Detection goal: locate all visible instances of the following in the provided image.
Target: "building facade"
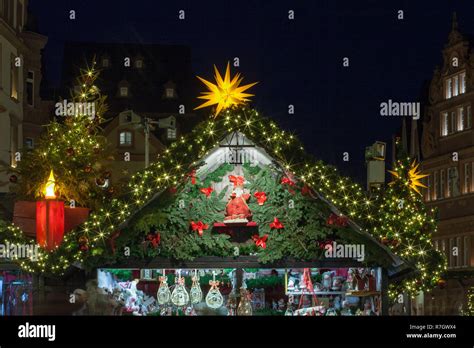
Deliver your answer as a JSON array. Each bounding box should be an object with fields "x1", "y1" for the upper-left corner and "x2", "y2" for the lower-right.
[
  {"x1": 421, "y1": 14, "x2": 474, "y2": 315},
  {"x1": 0, "y1": 0, "x2": 48, "y2": 195},
  {"x1": 60, "y1": 42, "x2": 200, "y2": 182}
]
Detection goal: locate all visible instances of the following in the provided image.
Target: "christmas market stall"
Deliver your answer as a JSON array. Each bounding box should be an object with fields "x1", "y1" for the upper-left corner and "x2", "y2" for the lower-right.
[{"x1": 0, "y1": 63, "x2": 445, "y2": 316}]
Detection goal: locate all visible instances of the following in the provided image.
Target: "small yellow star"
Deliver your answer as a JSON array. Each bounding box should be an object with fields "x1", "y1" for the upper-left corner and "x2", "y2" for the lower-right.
[{"x1": 388, "y1": 160, "x2": 428, "y2": 195}]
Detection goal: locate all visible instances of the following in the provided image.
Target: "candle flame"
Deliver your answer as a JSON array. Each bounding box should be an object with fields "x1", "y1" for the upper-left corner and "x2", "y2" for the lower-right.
[{"x1": 44, "y1": 170, "x2": 56, "y2": 199}]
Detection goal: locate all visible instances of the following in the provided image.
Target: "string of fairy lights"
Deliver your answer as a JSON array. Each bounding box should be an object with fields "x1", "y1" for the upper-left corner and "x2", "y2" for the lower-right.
[{"x1": 0, "y1": 63, "x2": 446, "y2": 299}]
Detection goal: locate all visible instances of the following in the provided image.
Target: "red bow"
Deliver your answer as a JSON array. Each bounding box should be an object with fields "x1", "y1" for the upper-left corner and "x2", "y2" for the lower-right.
[
  {"x1": 191, "y1": 221, "x2": 209, "y2": 236},
  {"x1": 200, "y1": 186, "x2": 214, "y2": 197},
  {"x1": 269, "y1": 217, "x2": 284, "y2": 229},
  {"x1": 252, "y1": 234, "x2": 268, "y2": 249},
  {"x1": 229, "y1": 175, "x2": 244, "y2": 187},
  {"x1": 281, "y1": 177, "x2": 295, "y2": 186},
  {"x1": 254, "y1": 191, "x2": 267, "y2": 205},
  {"x1": 326, "y1": 213, "x2": 349, "y2": 227},
  {"x1": 146, "y1": 232, "x2": 161, "y2": 248},
  {"x1": 189, "y1": 170, "x2": 197, "y2": 185}
]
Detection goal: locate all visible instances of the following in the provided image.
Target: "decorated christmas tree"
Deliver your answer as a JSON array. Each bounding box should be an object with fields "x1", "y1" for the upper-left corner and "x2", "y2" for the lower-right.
[
  {"x1": 462, "y1": 286, "x2": 474, "y2": 316},
  {"x1": 4, "y1": 60, "x2": 112, "y2": 209},
  {"x1": 373, "y1": 144, "x2": 447, "y2": 298}
]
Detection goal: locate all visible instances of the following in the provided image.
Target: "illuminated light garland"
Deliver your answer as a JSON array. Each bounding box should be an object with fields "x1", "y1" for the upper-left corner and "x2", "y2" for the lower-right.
[{"x1": 0, "y1": 93, "x2": 445, "y2": 299}]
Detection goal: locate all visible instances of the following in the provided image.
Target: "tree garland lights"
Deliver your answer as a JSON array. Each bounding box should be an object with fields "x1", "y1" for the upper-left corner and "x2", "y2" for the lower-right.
[{"x1": 0, "y1": 104, "x2": 445, "y2": 299}]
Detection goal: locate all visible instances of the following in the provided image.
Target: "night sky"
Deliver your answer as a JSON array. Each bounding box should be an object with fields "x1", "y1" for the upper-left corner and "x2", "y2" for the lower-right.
[{"x1": 28, "y1": 0, "x2": 474, "y2": 183}]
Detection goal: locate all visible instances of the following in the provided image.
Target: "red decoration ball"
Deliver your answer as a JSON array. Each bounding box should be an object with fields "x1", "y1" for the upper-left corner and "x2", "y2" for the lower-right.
[
  {"x1": 66, "y1": 147, "x2": 75, "y2": 156},
  {"x1": 79, "y1": 244, "x2": 89, "y2": 252},
  {"x1": 84, "y1": 165, "x2": 92, "y2": 173},
  {"x1": 9, "y1": 175, "x2": 18, "y2": 183}
]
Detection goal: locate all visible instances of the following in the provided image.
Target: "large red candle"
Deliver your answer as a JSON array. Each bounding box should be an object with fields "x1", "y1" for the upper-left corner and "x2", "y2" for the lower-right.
[{"x1": 36, "y1": 200, "x2": 65, "y2": 251}]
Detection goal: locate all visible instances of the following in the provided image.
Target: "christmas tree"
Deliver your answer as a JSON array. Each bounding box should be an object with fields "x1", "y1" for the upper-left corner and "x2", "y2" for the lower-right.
[
  {"x1": 372, "y1": 144, "x2": 446, "y2": 298},
  {"x1": 462, "y1": 286, "x2": 474, "y2": 316},
  {"x1": 4, "y1": 60, "x2": 112, "y2": 209}
]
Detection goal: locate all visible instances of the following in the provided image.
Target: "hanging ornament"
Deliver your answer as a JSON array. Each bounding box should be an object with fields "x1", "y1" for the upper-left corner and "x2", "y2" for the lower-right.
[
  {"x1": 326, "y1": 213, "x2": 348, "y2": 227},
  {"x1": 190, "y1": 221, "x2": 209, "y2": 237},
  {"x1": 269, "y1": 217, "x2": 284, "y2": 229},
  {"x1": 237, "y1": 287, "x2": 253, "y2": 316},
  {"x1": 253, "y1": 191, "x2": 267, "y2": 205},
  {"x1": 200, "y1": 186, "x2": 214, "y2": 197},
  {"x1": 206, "y1": 273, "x2": 224, "y2": 309},
  {"x1": 146, "y1": 232, "x2": 161, "y2": 248},
  {"x1": 226, "y1": 290, "x2": 238, "y2": 316},
  {"x1": 281, "y1": 177, "x2": 295, "y2": 186},
  {"x1": 78, "y1": 235, "x2": 88, "y2": 252},
  {"x1": 9, "y1": 175, "x2": 18, "y2": 183},
  {"x1": 171, "y1": 272, "x2": 189, "y2": 307},
  {"x1": 252, "y1": 234, "x2": 268, "y2": 249},
  {"x1": 84, "y1": 165, "x2": 92, "y2": 173},
  {"x1": 66, "y1": 147, "x2": 75, "y2": 156},
  {"x1": 190, "y1": 271, "x2": 203, "y2": 304},
  {"x1": 157, "y1": 273, "x2": 171, "y2": 305}
]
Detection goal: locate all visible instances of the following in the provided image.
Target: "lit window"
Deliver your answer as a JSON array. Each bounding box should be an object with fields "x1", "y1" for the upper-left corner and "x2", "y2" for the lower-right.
[
  {"x1": 26, "y1": 70, "x2": 34, "y2": 106},
  {"x1": 460, "y1": 72, "x2": 466, "y2": 94},
  {"x1": 453, "y1": 75, "x2": 459, "y2": 97},
  {"x1": 119, "y1": 131, "x2": 132, "y2": 146},
  {"x1": 167, "y1": 128, "x2": 176, "y2": 140},
  {"x1": 458, "y1": 106, "x2": 465, "y2": 131},
  {"x1": 441, "y1": 112, "x2": 448, "y2": 136},
  {"x1": 464, "y1": 163, "x2": 471, "y2": 194},
  {"x1": 135, "y1": 59, "x2": 143, "y2": 68},
  {"x1": 165, "y1": 88, "x2": 175, "y2": 98},
  {"x1": 10, "y1": 54, "x2": 18, "y2": 100},
  {"x1": 120, "y1": 86, "x2": 128, "y2": 97},
  {"x1": 446, "y1": 79, "x2": 452, "y2": 99},
  {"x1": 445, "y1": 71, "x2": 466, "y2": 100},
  {"x1": 24, "y1": 137, "x2": 34, "y2": 149}
]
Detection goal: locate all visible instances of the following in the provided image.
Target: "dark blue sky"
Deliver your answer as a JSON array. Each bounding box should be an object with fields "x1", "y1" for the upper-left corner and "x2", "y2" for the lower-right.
[{"x1": 28, "y1": 0, "x2": 474, "y2": 183}]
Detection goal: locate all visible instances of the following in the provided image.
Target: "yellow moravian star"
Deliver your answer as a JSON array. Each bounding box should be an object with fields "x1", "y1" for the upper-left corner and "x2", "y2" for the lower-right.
[
  {"x1": 194, "y1": 62, "x2": 258, "y2": 117},
  {"x1": 388, "y1": 160, "x2": 429, "y2": 195}
]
